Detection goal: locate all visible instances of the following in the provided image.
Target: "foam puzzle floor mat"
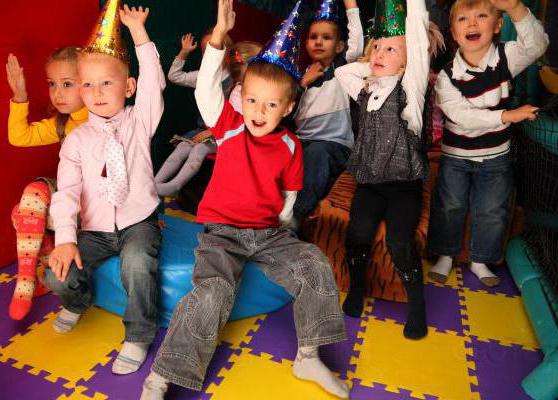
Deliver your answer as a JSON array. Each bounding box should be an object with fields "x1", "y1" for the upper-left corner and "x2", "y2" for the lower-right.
[{"x1": 0, "y1": 201, "x2": 544, "y2": 399}]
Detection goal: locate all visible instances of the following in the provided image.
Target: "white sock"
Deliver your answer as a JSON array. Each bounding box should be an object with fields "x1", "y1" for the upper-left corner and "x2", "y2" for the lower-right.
[
  {"x1": 470, "y1": 262, "x2": 500, "y2": 287},
  {"x1": 53, "y1": 308, "x2": 81, "y2": 333},
  {"x1": 112, "y1": 341, "x2": 150, "y2": 375},
  {"x1": 292, "y1": 346, "x2": 349, "y2": 398},
  {"x1": 140, "y1": 372, "x2": 169, "y2": 400},
  {"x1": 429, "y1": 256, "x2": 453, "y2": 281}
]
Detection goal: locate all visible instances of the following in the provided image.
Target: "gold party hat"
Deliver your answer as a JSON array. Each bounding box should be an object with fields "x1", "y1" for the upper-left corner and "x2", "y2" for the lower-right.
[{"x1": 83, "y1": 0, "x2": 128, "y2": 61}]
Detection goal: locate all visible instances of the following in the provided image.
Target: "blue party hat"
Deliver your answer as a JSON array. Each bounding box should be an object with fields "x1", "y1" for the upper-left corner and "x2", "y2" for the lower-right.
[
  {"x1": 314, "y1": 0, "x2": 340, "y2": 23},
  {"x1": 250, "y1": 1, "x2": 302, "y2": 82}
]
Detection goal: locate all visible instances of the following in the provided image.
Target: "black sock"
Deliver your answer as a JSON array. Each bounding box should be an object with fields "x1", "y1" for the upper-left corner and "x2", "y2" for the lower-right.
[
  {"x1": 342, "y1": 248, "x2": 369, "y2": 318},
  {"x1": 343, "y1": 287, "x2": 365, "y2": 318},
  {"x1": 402, "y1": 279, "x2": 427, "y2": 339}
]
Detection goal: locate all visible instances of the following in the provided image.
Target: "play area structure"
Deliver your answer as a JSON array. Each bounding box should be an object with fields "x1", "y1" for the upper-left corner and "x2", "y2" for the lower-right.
[{"x1": 1, "y1": 0, "x2": 558, "y2": 399}]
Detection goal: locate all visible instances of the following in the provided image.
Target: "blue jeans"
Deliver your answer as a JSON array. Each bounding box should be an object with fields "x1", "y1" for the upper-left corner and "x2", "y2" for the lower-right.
[
  {"x1": 428, "y1": 154, "x2": 513, "y2": 263},
  {"x1": 45, "y1": 212, "x2": 161, "y2": 343},
  {"x1": 293, "y1": 140, "x2": 351, "y2": 217}
]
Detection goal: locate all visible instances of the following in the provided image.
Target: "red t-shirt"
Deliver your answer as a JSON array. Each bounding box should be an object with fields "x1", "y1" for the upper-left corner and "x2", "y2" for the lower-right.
[{"x1": 196, "y1": 101, "x2": 303, "y2": 228}]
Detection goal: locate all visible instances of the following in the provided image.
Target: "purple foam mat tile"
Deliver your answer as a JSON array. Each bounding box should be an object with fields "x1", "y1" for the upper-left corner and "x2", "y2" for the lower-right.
[
  {"x1": 0, "y1": 279, "x2": 61, "y2": 346},
  {"x1": 371, "y1": 284, "x2": 463, "y2": 334},
  {"x1": 164, "y1": 198, "x2": 183, "y2": 211},
  {"x1": 0, "y1": 263, "x2": 17, "y2": 276},
  {"x1": 244, "y1": 303, "x2": 297, "y2": 361},
  {"x1": 80, "y1": 329, "x2": 235, "y2": 400},
  {"x1": 460, "y1": 264, "x2": 520, "y2": 297},
  {"x1": 350, "y1": 380, "x2": 438, "y2": 400},
  {"x1": 0, "y1": 357, "x2": 72, "y2": 400},
  {"x1": 320, "y1": 314, "x2": 365, "y2": 379},
  {"x1": 471, "y1": 337, "x2": 543, "y2": 400}
]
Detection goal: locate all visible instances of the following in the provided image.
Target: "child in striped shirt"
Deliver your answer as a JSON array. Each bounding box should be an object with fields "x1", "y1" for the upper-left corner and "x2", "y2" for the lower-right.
[{"x1": 427, "y1": 0, "x2": 548, "y2": 286}]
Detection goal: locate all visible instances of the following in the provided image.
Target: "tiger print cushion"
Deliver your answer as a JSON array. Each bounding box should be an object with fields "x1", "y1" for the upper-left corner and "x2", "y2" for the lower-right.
[{"x1": 302, "y1": 152, "x2": 440, "y2": 303}]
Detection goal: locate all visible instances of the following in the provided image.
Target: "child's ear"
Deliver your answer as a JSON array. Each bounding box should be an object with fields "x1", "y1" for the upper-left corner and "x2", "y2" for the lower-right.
[
  {"x1": 336, "y1": 40, "x2": 345, "y2": 55},
  {"x1": 283, "y1": 100, "x2": 296, "y2": 117},
  {"x1": 125, "y1": 77, "x2": 137, "y2": 98}
]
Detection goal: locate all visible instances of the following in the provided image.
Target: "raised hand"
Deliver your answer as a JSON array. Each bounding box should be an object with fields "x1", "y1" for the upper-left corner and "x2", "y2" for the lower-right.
[
  {"x1": 343, "y1": 0, "x2": 358, "y2": 9},
  {"x1": 6, "y1": 54, "x2": 28, "y2": 103},
  {"x1": 216, "y1": 0, "x2": 236, "y2": 37},
  {"x1": 119, "y1": 4, "x2": 150, "y2": 45},
  {"x1": 489, "y1": 0, "x2": 527, "y2": 21},
  {"x1": 181, "y1": 33, "x2": 198, "y2": 53},
  {"x1": 119, "y1": 4, "x2": 149, "y2": 27}
]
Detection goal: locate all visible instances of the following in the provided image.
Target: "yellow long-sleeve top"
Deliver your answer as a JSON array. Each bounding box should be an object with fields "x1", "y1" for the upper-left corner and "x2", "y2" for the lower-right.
[{"x1": 8, "y1": 100, "x2": 88, "y2": 147}]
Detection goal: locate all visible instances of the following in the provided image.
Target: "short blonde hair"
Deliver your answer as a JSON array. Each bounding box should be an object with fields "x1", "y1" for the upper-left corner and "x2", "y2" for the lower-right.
[
  {"x1": 228, "y1": 41, "x2": 262, "y2": 82},
  {"x1": 449, "y1": 0, "x2": 502, "y2": 24},
  {"x1": 243, "y1": 62, "x2": 298, "y2": 101}
]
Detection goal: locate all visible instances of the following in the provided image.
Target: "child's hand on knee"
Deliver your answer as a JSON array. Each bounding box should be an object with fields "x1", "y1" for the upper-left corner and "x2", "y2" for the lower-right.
[{"x1": 48, "y1": 243, "x2": 83, "y2": 282}]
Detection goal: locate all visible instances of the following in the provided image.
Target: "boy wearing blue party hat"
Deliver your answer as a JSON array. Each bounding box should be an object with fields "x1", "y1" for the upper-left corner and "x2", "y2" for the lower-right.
[
  {"x1": 291, "y1": 0, "x2": 363, "y2": 227},
  {"x1": 141, "y1": 1, "x2": 348, "y2": 398}
]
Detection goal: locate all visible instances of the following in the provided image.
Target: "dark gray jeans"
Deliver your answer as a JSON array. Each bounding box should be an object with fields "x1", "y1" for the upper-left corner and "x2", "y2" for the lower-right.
[
  {"x1": 151, "y1": 224, "x2": 346, "y2": 390},
  {"x1": 45, "y1": 212, "x2": 161, "y2": 343}
]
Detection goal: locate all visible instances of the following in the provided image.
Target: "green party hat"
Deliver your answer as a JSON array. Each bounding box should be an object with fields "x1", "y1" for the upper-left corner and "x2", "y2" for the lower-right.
[{"x1": 368, "y1": 0, "x2": 406, "y2": 39}]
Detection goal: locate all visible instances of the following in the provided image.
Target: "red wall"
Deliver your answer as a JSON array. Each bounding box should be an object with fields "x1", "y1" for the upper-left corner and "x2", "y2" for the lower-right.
[{"x1": 0, "y1": 1, "x2": 99, "y2": 266}]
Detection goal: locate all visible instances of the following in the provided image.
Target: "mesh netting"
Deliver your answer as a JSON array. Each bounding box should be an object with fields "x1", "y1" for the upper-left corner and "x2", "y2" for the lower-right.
[{"x1": 513, "y1": 113, "x2": 558, "y2": 295}]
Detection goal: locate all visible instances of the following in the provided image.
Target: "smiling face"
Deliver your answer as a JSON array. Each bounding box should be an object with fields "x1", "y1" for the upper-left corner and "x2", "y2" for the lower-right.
[
  {"x1": 368, "y1": 35, "x2": 407, "y2": 77},
  {"x1": 46, "y1": 60, "x2": 84, "y2": 114},
  {"x1": 306, "y1": 21, "x2": 344, "y2": 66},
  {"x1": 77, "y1": 53, "x2": 136, "y2": 118},
  {"x1": 241, "y1": 67, "x2": 296, "y2": 137},
  {"x1": 451, "y1": 3, "x2": 502, "y2": 60}
]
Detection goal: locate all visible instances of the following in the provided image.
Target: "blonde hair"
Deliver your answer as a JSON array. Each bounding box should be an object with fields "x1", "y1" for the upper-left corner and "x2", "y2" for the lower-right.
[
  {"x1": 360, "y1": 22, "x2": 445, "y2": 63},
  {"x1": 449, "y1": 0, "x2": 502, "y2": 24},
  {"x1": 228, "y1": 41, "x2": 262, "y2": 82},
  {"x1": 243, "y1": 62, "x2": 298, "y2": 101},
  {"x1": 46, "y1": 47, "x2": 80, "y2": 141}
]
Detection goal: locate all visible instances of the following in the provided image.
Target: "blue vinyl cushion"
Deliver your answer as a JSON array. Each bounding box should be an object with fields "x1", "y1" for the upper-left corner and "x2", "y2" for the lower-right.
[{"x1": 92, "y1": 214, "x2": 292, "y2": 327}]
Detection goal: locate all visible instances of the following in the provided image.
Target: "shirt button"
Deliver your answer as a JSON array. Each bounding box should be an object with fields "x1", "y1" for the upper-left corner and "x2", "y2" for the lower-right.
[{"x1": 374, "y1": 96, "x2": 379, "y2": 100}]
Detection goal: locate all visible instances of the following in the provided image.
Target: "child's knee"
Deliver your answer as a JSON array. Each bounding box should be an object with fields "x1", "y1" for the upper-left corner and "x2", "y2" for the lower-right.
[
  {"x1": 185, "y1": 277, "x2": 234, "y2": 341},
  {"x1": 296, "y1": 248, "x2": 337, "y2": 296}
]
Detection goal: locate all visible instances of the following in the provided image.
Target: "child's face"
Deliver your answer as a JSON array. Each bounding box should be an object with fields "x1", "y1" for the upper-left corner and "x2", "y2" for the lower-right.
[
  {"x1": 368, "y1": 36, "x2": 406, "y2": 77},
  {"x1": 46, "y1": 60, "x2": 84, "y2": 114},
  {"x1": 306, "y1": 21, "x2": 343, "y2": 66},
  {"x1": 241, "y1": 73, "x2": 295, "y2": 137},
  {"x1": 78, "y1": 53, "x2": 136, "y2": 118},
  {"x1": 451, "y1": 4, "x2": 502, "y2": 57}
]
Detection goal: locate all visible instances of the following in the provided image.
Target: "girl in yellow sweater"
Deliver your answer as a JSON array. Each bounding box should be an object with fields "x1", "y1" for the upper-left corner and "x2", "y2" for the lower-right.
[{"x1": 7, "y1": 47, "x2": 87, "y2": 320}]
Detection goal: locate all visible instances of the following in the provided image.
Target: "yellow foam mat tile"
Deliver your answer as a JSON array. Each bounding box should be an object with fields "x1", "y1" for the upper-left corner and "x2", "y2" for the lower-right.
[
  {"x1": 461, "y1": 288, "x2": 539, "y2": 350},
  {"x1": 352, "y1": 318, "x2": 476, "y2": 400},
  {"x1": 164, "y1": 208, "x2": 196, "y2": 222},
  {"x1": 0, "y1": 273, "x2": 15, "y2": 285},
  {"x1": 218, "y1": 315, "x2": 265, "y2": 349},
  {"x1": 57, "y1": 386, "x2": 108, "y2": 400},
  {"x1": 0, "y1": 307, "x2": 124, "y2": 388},
  {"x1": 424, "y1": 260, "x2": 459, "y2": 289},
  {"x1": 207, "y1": 350, "x2": 344, "y2": 399}
]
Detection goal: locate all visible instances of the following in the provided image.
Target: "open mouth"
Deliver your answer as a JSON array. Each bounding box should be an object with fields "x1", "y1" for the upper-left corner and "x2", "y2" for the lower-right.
[
  {"x1": 465, "y1": 33, "x2": 481, "y2": 41},
  {"x1": 252, "y1": 120, "x2": 266, "y2": 128}
]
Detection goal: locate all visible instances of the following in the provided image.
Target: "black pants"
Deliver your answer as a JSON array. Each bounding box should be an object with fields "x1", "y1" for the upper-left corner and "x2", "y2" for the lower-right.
[{"x1": 345, "y1": 180, "x2": 423, "y2": 277}]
